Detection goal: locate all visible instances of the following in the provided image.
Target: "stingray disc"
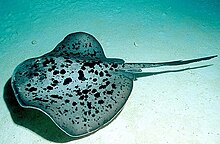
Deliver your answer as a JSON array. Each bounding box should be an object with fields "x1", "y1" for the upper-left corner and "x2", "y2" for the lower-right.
[
  {"x1": 11, "y1": 32, "x2": 217, "y2": 137},
  {"x1": 11, "y1": 32, "x2": 133, "y2": 137}
]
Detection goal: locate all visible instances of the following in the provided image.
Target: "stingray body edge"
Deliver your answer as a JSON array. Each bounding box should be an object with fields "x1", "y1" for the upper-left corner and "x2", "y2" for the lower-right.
[{"x1": 11, "y1": 32, "x2": 217, "y2": 138}]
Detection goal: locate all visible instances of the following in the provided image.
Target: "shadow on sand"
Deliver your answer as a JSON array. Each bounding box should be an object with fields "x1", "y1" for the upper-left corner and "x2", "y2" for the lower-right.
[
  {"x1": 3, "y1": 78, "x2": 76, "y2": 143},
  {"x1": 3, "y1": 64, "x2": 212, "y2": 142}
]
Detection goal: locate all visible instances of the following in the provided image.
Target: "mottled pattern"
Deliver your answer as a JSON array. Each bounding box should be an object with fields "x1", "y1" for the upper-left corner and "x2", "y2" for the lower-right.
[
  {"x1": 11, "y1": 32, "x2": 133, "y2": 137},
  {"x1": 11, "y1": 32, "x2": 217, "y2": 137}
]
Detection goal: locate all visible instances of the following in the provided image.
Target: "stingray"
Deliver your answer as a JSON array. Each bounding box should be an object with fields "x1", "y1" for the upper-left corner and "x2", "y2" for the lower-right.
[{"x1": 11, "y1": 32, "x2": 217, "y2": 138}]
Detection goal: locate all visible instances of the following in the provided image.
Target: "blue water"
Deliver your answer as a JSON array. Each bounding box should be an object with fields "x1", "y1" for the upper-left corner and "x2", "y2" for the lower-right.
[{"x1": 0, "y1": 1, "x2": 219, "y2": 144}]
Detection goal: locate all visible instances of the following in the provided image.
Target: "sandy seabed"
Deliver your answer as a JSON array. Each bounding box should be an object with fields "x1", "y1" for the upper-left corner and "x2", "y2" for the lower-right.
[{"x1": 0, "y1": 0, "x2": 220, "y2": 144}]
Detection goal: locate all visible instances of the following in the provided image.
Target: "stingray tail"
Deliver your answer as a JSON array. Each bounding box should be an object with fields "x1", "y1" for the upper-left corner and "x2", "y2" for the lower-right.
[{"x1": 122, "y1": 55, "x2": 217, "y2": 69}]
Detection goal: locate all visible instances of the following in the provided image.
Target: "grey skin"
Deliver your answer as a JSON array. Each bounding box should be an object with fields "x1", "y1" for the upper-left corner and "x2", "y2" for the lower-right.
[{"x1": 11, "y1": 32, "x2": 217, "y2": 137}]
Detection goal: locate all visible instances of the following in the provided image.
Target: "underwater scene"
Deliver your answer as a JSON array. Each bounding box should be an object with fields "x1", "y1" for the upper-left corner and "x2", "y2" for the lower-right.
[{"x1": 0, "y1": 0, "x2": 220, "y2": 144}]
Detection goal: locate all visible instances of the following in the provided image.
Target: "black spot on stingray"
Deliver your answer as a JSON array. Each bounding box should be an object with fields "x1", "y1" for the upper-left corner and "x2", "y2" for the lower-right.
[
  {"x1": 72, "y1": 101, "x2": 77, "y2": 106},
  {"x1": 32, "y1": 63, "x2": 38, "y2": 69},
  {"x1": 79, "y1": 95, "x2": 85, "y2": 100},
  {"x1": 64, "y1": 109, "x2": 68, "y2": 112},
  {"x1": 99, "y1": 85, "x2": 106, "y2": 89},
  {"x1": 106, "y1": 90, "x2": 113, "y2": 95},
  {"x1": 87, "y1": 102, "x2": 92, "y2": 109},
  {"x1": 106, "y1": 81, "x2": 110, "y2": 85},
  {"x1": 99, "y1": 81, "x2": 110, "y2": 89},
  {"x1": 103, "y1": 63, "x2": 108, "y2": 68},
  {"x1": 43, "y1": 59, "x2": 50, "y2": 67},
  {"x1": 88, "y1": 69, "x2": 94, "y2": 73},
  {"x1": 103, "y1": 78, "x2": 108, "y2": 82},
  {"x1": 80, "y1": 102, "x2": 84, "y2": 106},
  {"x1": 51, "y1": 83, "x2": 56, "y2": 87},
  {"x1": 83, "y1": 62, "x2": 95, "y2": 68},
  {"x1": 81, "y1": 66, "x2": 86, "y2": 70},
  {"x1": 82, "y1": 89, "x2": 90, "y2": 94},
  {"x1": 27, "y1": 87, "x2": 37, "y2": 92},
  {"x1": 92, "y1": 89, "x2": 97, "y2": 93},
  {"x1": 47, "y1": 86, "x2": 53, "y2": 90},
  {"x1": 91, "y1": 50, "x2": 97, "y2": 57},
  {"x1": 74, "y1": 89, "x2": 82, "y2": 96},
  {"x1": 53, "y1": 79, "x2": 59, "y2": 83},
  {"x1": 94, "y1": 70, "x2": 98, "y2": 75},
  {"x1": 50, "y1": 94, "x2": 63, "y2": 99},
  {"x1": 64, "y1": 59, "x2": 73, "y2": 64},
  {"x1": 51, "y1": 65, "x2": 56, "y2": 70},
  {"x1": 94, "y1": 92, "x2": 100, "y2": 98},
  {"x1": 51, "y1": 100, "x2": 57, "y2": 104},
  {"x1": 51, "y1": 58, "x2": 55, "y2": 64},
  {"x1": 49, "y1": 67, "x2": 55, "y2": 72},
  {"x1": 99, "y1": 71, "x2": 104, "y2": 77},
  {"x1": 112, "y1": 84, "x2": 116, "y2": 89},
  {"x1": 43, "y1": 58, "x2": 55, "y2": 67},
  {"x1": 66, "y1": 93, "x2": 73, "y2": 97},
  {"x1": 58, "y1": 110, "x2": 63, "y2": 115},
  {"x1": 98, "y1": 100, "x2": 104, "y2": 104},
  {"x1": 88, "y1": 110, "x2": 91, "y2": 115},
  {"x1": 51, "y1": 79, "x2": 59, "y2": 86},
  {"x1": 106, "y1": 73, "x2": 112, "y2": 77},
  {"x1": 112, "y1": 63, "x2": 118, "y2": 68},
  {"x1": 26, "y1": 83, "x2": 31, "y2": 87},
  {"x1": 65, "y1": 99, "x2": 70, "y2": 103},
  {"x1": 107, "y1": 104, "x2": 112, "y2": 109},
  {"x1": 63, "y1": 77, "x2": 72, "y2": 85},
  {"x1": 53, "y1": 70, "x2": 59, "y2": 75},
  {"x1": 93, "y1": 78, "x2": 97, "y2": 82},
  {"x1": 95, "y1": 109, "x2": 99, "y2": 114},
  {"x1": 60, "y1": 69, "x2": 66, "y2": 74},
  {"x1": 78, "y1": 70, "x2": 86, "y2": 81},
  {"x1": 33, "y1": 73, "x2": 39, "y2": 76}
]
